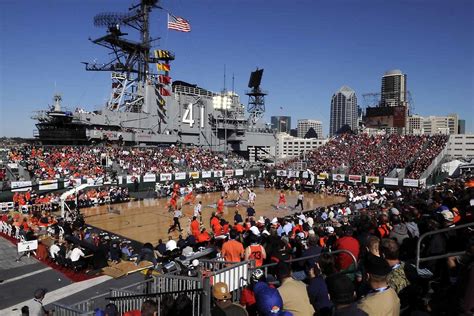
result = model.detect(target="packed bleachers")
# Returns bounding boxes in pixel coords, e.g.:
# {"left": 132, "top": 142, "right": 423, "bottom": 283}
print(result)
{"left": 280, "top": 133, "right": 449, "bottom": 178}
{"left": 7, "top": 145, "right": 248, "bottom": 181}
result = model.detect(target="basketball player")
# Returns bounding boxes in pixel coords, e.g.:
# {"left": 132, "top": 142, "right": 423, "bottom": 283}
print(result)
{"left": 217, "top": 195, "right": 225, "bottom": 215}
{"left": 183, "top": 187, "right": 195, "bottom": 205}
{"left": 294, "top": 191, "right": 304, "bottom": 210}
{"left": 238, "top": 186, "right": 245, "bottom": 201}
{"left": 277, "top": 190, "right": 286, "bottom": 210}
{"left": 194, "top": 201, "right": 203, "bottom": 222}
{"left": 248, "top": 189, "right": 256, "bottom": 207}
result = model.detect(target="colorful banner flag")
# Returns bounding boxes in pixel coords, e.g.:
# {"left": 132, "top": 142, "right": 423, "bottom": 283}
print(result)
{"left": 156, "top": 63, "right": 170, "bottom": 72}
{"left": 154, "top": 50, "right": 173, "bottom": 60}
{"left": 159, "top": 87, "right": 171, "bottom": 96}
{"left": 168, "top": 14, "right": 191, "bottom": 32}
{"left": 158, "top": 75, "right": 171, "bottom": 85}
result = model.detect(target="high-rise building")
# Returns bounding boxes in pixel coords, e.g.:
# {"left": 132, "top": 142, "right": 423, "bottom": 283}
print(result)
{"left": 330, "top": 86, "right": 358, "bottom": 136}
{"left": 276, "top": 133, "right": 327, "bottom": 158}
{"left": 381, "top": 69, "right": 407, "bottom": 107}
{"left": 458, "top": 119, "right": 466, "bottom": 134}
{"left": 422, "top": 114, "right": 459, "bottom": 135}
{"left": 408, "top": 115, "right": 424, "bottom": 135}
{"left": 297, "top": 119, "right": 323, "bottom": 139}
{"left": 271, "top": 116, "right": 291, "bottom": 133}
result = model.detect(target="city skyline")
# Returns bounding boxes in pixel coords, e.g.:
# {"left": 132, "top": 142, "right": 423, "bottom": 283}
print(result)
{"left": 0, "top": 0, "right": 473, "bottom": 137}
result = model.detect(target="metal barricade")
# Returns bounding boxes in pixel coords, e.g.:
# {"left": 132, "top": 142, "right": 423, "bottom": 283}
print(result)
{"left": 51, "top": 303, "right": 95, "bottom": 316}
{"left": 416, "top": 222, "right": 474, "bottom": 270}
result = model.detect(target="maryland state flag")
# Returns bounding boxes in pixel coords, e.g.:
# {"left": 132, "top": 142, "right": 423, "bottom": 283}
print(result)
{"left": 159, "top": 87, "right": 171, "bottom": 96}
{"left": 156, "top": 63, "right": 170, "bottom": 72}
{"left": 154, "top": 50, "right": 174, "bottom": 60}
{"left": 158, "top": 75, "right": 171, "bottom": 85}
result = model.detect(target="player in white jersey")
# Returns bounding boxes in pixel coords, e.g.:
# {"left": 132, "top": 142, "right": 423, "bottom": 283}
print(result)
{"left": 194, "top": 200, "right": 202, "bottom": 222}
{"left": 248, "top": 189, "right": 256, "bottom": 206}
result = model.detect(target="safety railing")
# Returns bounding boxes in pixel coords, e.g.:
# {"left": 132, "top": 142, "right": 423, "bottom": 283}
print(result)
{"left": 108, "top": 288, "right": 203, "bottom": 316}
{"left": 416, "top": 222, "right": 474, "bottom": 270}
{"left": 51, "top": 303, "right": 95, "bottom": 316}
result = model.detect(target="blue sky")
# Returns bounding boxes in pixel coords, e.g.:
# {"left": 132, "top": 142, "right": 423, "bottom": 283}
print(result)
{"left": 1, "top": 0, "right": 473, "bottom": 137}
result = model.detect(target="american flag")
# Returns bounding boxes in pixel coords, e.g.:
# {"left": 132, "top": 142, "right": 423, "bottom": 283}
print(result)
{"left": 168, "top": 14, "right": 191, "bottom": 32}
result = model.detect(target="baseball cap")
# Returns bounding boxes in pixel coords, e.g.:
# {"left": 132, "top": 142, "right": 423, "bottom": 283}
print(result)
{"left": 326, "top": 226, "right": 334, "bottom": 234}
{"left": 254, "top": 282, "right": 284, "bottom": 316}
{"left": 212, "top": 282, "right": 231, "bottom": 300}
{"left": 440, "top": 210, "right": 454, "bottom": 222}
{"left": 250, "top": 226, "right": 260, "bottom": 236}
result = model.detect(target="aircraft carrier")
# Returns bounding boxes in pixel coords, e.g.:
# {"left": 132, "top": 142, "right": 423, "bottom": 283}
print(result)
{"left": 32, "top": 0, "right": 275, "bottom": 160}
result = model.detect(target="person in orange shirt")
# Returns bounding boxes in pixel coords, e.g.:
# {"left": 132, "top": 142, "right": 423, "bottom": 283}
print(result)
{"left": 245, "top": 235, "right": 266, "bottom": 267}
{"left": 221, "top": 230, "right": 244, "bottom": 262}
{"left": 210, "top": 212, "right": 220, "bottom": 231}
{"left": 197, "top": 228, "right": 211, "bottom": 245}
{"left": 217, "top": 195, "right": 225, "bottom": 214}
{"left": 190, "top": 216, "right": 200, "bottom": 238}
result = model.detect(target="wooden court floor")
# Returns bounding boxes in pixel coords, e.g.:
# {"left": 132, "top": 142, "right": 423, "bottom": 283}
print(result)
{"left": 81, "top": 188, "right": 345, "bottom": 244}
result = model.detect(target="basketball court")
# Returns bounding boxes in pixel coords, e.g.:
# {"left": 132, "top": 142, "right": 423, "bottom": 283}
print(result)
{"left": 81, "top": 188, "right": 345, "bottom": 244}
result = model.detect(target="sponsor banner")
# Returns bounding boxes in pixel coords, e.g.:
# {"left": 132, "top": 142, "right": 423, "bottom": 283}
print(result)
{"left": 7, "top": 163, "right": 18, "bottom": 169}
{"left": 18, "top": 240, "right": 38, "bottom": 253}
{"left": 384, "top": 177, "right": 399, "bottom": 186}
{"left": 175, "top": 172, "right": 186, "bottom": 180}
{"left": 235, "top": 169, "right": 244, "bottom": 176}
{"left": 287, "top": 170, "right": 299, "bottom": 178}
{"left": 126, "top": 175, "right": 140, "bottom": 184}
{"left": 39, "top": 180, "right": 58, "bottom": 190}
{"left": 214, "top": 170, "right": 223, "bottom": 178}
{"left": 225, "top": 170, "right": 234, "bottom": 177}
{"left": 332, "top": 174, "right": 345, "bottom": 182}
{"left": 317, "top": 173, "right": 329, "bottom": 180}
{"left": 276, "top": 170, "right": 287, "bottom": 177}
{"left": 11, "top": 181, "right": 32, "bottom": 192}
{"left": 143, "top": 173, "right": 156, "bottom": 183}
{"left": 202, "top": 171, "right": 212, "bottom": 179}
{"left": 349, "top": 175, "right": 362, "bottom": 183}
{"left": 302, "top": 171, "right": 309, "bottom": 178}
{"left": 403, "top": 178, "right": 419, "bottom": 187}
{"left": 160, "top": 173, "right": 172, "bottom": 182}
{"left": 366, "top": 176, "right": 380, "bottom": 184}
{"left": 189, "top": 171, "right": 199, "bottom": 179}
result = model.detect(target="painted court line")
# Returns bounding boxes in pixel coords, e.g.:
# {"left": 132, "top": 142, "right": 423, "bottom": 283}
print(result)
{"left": 0, "top": 267, "right": 52, "bottom": 285}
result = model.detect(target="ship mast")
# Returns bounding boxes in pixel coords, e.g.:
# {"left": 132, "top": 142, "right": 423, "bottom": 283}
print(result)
{"left": 83, "top": 0, "right": 162, "bottom": 113}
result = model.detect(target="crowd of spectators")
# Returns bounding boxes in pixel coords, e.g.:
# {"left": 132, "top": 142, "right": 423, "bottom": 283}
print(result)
{"left": 7, "top": 145, "right": 248, "bottom": 180}
{"left": 133, "top": 174, "right": 473, "bottom": 316}
{"left": 279, "top": 133, "right": 449, "bottom": 178}
{"left": 73, "top": 186, "right": 130, "bottom": 208}
{"left": 406, "top": 135, "right": 450, "bottom": 179}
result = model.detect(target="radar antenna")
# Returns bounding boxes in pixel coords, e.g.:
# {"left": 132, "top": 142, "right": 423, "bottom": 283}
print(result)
{"left": 246, "top": 68, "right": 266, "bottom": 125}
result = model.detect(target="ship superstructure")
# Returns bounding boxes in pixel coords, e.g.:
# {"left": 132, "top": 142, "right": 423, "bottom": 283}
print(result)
{"left": 32, "top": 0, "right": 275, "bottom": 160}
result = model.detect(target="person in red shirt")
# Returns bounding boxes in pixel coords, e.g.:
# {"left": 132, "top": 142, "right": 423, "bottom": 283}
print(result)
{"left": 221, "top": 230, "right": 244, "bottom": 262}
{"left": 334, "top": 226, "right": 360, "bottom": 271}
{"left": 277, "top": 190, "right": 286, "bottom": 210}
